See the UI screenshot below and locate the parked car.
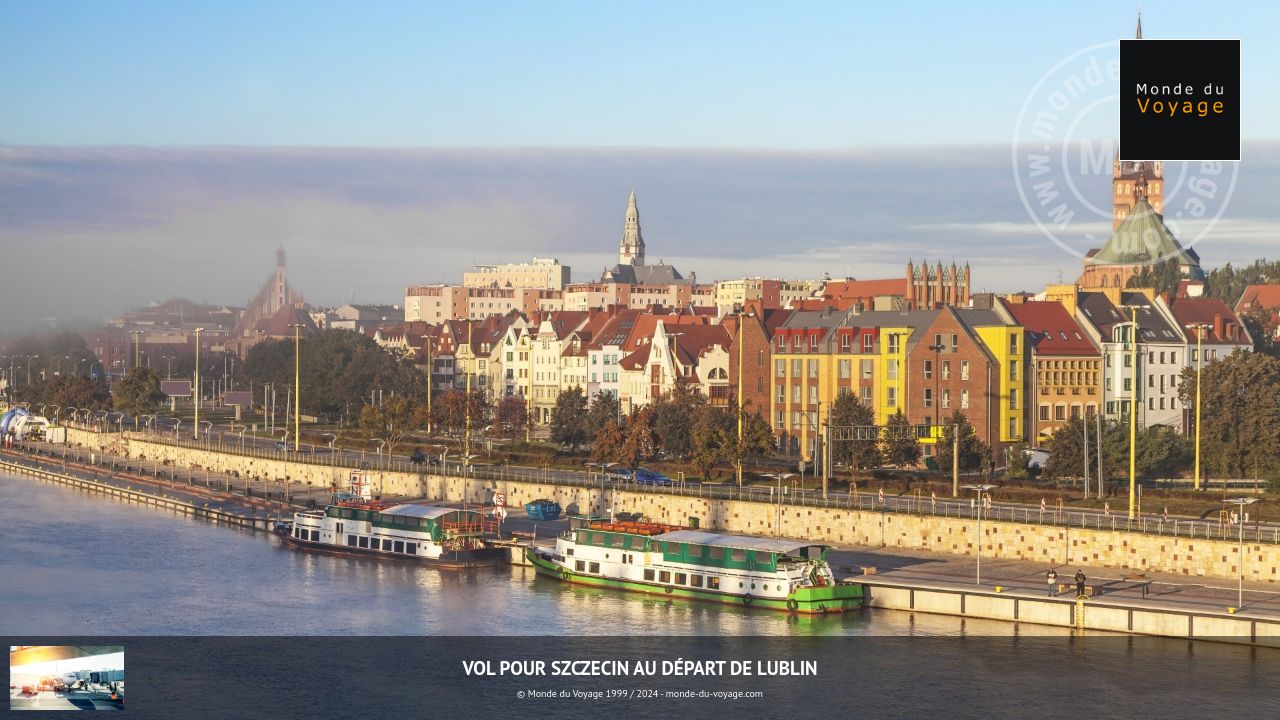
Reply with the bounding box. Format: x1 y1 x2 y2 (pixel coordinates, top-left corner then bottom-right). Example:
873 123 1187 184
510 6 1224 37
631 467 674 486
409 450 428 465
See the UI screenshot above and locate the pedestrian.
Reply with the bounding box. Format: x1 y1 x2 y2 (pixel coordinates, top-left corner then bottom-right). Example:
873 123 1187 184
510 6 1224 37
1075 569 1086 598
1046 568 1058 596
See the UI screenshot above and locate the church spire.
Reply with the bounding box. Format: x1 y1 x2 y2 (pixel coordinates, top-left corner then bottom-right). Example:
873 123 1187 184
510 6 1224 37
1136 9 1143 39
619 190 645 266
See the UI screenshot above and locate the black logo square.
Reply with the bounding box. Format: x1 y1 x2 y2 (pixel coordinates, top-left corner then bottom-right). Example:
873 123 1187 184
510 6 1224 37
1120 39 1240 161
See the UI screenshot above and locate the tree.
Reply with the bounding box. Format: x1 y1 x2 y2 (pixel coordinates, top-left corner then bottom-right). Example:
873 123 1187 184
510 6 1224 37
1239 308 1279 357
359 395 417 457
690 405 732 480
881 409 921 467
828 392 881 474
549 386 589 452
936 411 990 474
650 384 704 458
432 390 488 438
723 406 775 484
493 395 529 442
113 367 165 421
1178 349 1280 479
1126 258 1182 296
50 376 111 413
615 405 658 470
591 420 625 466
584 391 621 443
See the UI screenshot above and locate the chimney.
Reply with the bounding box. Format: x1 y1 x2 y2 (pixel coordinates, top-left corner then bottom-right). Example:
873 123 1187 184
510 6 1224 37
1213 313 1224 340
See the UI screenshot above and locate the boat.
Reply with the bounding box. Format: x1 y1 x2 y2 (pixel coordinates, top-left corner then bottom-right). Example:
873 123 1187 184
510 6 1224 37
524 499 562 521
527 522 863 614
276 499 510 569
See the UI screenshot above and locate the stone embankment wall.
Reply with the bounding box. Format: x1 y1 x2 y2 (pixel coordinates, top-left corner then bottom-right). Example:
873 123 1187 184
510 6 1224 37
63 429 1279 585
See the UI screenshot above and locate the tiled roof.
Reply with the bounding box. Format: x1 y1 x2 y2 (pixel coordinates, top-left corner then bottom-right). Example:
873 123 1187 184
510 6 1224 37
1166 297 1249 345
1238 284 1280 311
1006 301 1098 356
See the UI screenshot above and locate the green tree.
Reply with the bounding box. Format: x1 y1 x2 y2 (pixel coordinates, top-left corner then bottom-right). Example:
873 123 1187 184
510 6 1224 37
828 392 881 474
549 386 590 452
650 384 704 458
1126 259 1182 296
359 395 417 456
881 409 921 467
112 367 166 422
1178 349 1280 479
689 405 732 480
49 376 111 413
723 406 775 484
936 411 990 473
493 395 529 442
584 391 621 443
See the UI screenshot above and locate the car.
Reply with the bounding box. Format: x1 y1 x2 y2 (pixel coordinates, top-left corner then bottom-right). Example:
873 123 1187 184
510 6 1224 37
409 450 428 465
274 440 288 451
631 467 673 486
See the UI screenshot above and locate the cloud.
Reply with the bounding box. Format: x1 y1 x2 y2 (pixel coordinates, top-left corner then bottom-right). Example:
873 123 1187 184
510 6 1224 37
1 144 1278 333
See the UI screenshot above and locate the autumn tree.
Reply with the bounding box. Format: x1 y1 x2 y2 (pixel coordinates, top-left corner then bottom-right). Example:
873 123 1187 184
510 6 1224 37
493 395 529 442
583 391 621 443
650 384 705 458
359 395 417 456
689 405 732 481
935 411 990 473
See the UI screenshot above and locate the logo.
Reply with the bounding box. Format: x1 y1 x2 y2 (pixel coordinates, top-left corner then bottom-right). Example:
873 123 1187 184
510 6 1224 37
1012 41 1238 263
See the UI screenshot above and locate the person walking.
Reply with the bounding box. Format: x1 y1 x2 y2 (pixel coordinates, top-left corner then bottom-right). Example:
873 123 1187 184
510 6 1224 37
1075 569 1087 598
1046 568 1058 596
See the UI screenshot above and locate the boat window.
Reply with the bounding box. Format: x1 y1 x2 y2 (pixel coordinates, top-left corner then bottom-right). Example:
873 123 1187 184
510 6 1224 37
690 574 703 588
589 562 600 574
346 535 356 547
659 571 671 583
406 543 417 554
675 573 687 585
394 541 404 553
311 530 320 542
383 539 393 551
593 532 605 545
611 535 625 548
359 536 369 548
566 548 574 556
730 549 747 562
753 551 772 566
708 576 720 590
644 569 655 581
709 547 724 560
576 560 586 572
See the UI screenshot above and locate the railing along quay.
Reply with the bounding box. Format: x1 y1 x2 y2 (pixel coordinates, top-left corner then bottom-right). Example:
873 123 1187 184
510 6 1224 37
48 429 1280 547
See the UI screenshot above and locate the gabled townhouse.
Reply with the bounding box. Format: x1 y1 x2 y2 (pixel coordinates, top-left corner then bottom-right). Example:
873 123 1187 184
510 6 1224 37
1004 300 1102 444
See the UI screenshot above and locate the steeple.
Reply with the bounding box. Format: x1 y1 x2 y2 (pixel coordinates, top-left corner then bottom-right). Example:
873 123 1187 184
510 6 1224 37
619 190 645 266
1135 9 1142 39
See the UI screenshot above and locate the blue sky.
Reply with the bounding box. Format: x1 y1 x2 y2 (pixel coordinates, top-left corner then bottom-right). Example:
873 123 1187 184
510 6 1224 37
3 1 1275 147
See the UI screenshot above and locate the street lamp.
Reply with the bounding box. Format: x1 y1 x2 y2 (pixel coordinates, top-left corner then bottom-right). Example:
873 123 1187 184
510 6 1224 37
1185 322 1211 492
193 328 205 439
1225 497 1258 610
130 330 143 369
289 323 304 452
763 472 796 537
961 483 997 585
25 355 39 385
424 335 434 436
161 355 175 379
1120 303 1148 520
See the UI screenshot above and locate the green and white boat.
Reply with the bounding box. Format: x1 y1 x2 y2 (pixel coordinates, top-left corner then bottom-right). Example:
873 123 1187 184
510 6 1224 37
527 522 863 614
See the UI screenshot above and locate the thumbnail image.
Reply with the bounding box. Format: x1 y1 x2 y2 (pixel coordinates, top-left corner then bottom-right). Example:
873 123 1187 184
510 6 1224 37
9 646 124 711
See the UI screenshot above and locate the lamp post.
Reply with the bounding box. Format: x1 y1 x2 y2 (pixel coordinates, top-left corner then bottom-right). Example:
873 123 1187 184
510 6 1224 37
424 335 434 435
464 321 474 463
193 328 205 439
1225 497 1258 609
161 355 174 379
25 355 39 385
763 473 796 537
1185 322 1210 492
736 312 745 488
1120 304 1148 520
130 331 143 370
289 323 303 452
961 483 996 584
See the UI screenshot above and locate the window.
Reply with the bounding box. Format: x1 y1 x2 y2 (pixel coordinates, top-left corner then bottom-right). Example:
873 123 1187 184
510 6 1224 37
923 388 933 407
1070 404 1080 419
589 562 600 574
961 361 970 380
951 334 959 352
861 386 873 403
730 549 747 562
659 570 671 583
776 411 785 429
1010 388 1018 409
675 573 687 585
394 540 404 553
1009 360 1018 381
808 359 818 378
346 535 357 547
643 568 655 581
775 359 786 377
1010 335 1019 354
808 385 818 404
691 574 704 588
758 349 764 367
924 360 933 379
861 359 873 380
888 335 901 353
1039 404 1050 421
792 359 802 376
841 334 851 350
863 335 874 352
942 389 951 408
359 536 369 548
383 539 393 551
776 385 785 403
888 359 899 380
708 577 720 590
960 389 969 409
792 385 801 403
838 359 851 379
1009 417 1019 438
942 361 951 380
887 387 897 408
935 333 943 349
709 547 723 560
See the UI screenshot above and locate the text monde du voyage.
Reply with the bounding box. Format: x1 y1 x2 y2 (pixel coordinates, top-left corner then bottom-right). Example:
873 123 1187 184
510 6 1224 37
1134 82 1228 118
461 659 818 677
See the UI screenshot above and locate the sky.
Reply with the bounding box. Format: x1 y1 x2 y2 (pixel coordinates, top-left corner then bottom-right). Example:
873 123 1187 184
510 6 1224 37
1 1 1277 331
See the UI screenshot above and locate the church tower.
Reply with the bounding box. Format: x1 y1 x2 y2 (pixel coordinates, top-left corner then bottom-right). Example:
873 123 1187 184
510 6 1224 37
1111 11 1163 229
619 191 646 266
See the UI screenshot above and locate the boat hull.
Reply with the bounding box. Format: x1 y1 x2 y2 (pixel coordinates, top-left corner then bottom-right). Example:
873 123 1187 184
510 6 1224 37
279 532 510 569
527 549 862 614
